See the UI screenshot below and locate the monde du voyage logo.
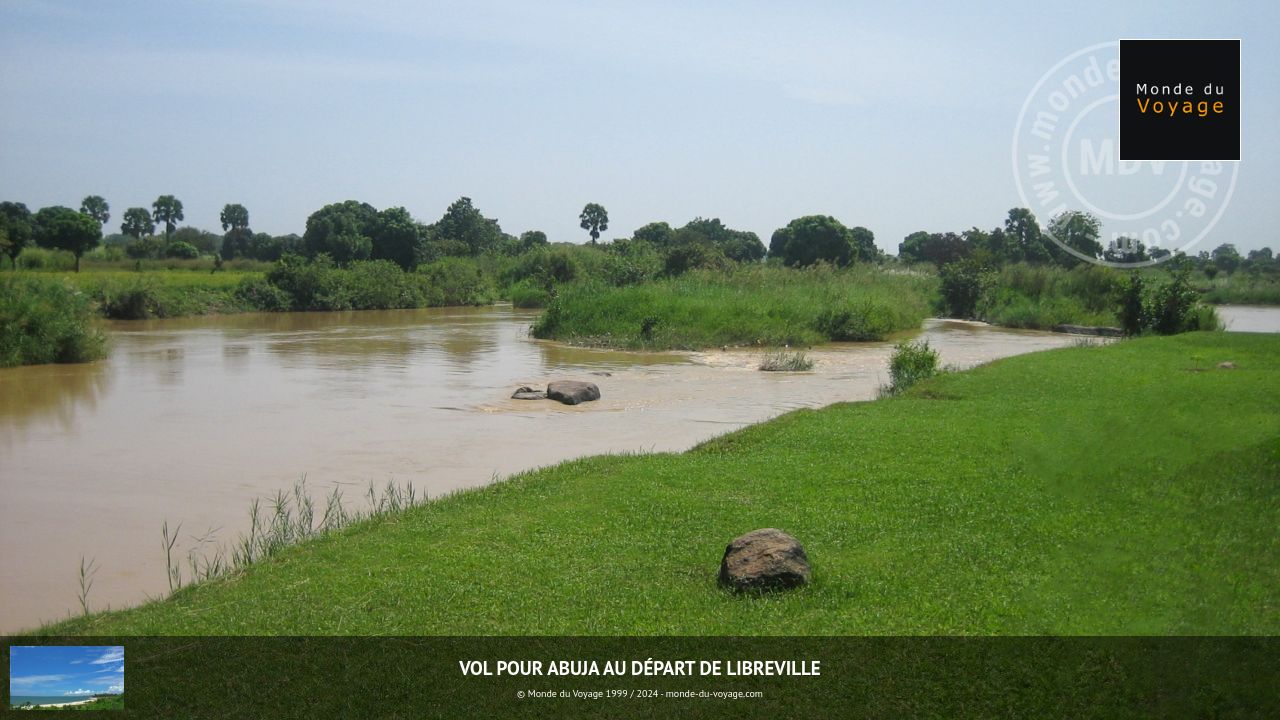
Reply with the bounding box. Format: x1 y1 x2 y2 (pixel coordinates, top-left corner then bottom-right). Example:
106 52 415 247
1120 39 1241 162
1013 39 1241 267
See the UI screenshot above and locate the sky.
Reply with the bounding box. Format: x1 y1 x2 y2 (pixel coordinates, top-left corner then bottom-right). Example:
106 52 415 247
8 646 124 697
1 0 1277 253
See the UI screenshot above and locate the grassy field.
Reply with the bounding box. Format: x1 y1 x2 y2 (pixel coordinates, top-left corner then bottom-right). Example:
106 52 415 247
533 264 937 349
35 331 1278 636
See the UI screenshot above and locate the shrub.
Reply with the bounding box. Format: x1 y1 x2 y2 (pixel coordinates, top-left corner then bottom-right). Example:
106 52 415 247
1119 272 1146 336
886 340 940 395
266 254 351 311
419 257 495 306
0 275 107 366
16 246 76 271
507 246 581 288
814 301 897 341
125 237 166 260
509 278 551 308
235 276 292 312
1147 264 1204 335
345 260 426 310
94 276 163 319
165 240 200 259
939 260 991 319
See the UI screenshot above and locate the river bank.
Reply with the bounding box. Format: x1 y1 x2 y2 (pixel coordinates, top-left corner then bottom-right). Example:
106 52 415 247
29 331 1279 636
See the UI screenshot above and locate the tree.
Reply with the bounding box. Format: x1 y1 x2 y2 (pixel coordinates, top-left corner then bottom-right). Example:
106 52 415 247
1246 247 1273 264
121 208 155 240
1103 236 1148 263
898 231 931 264
370 206 424 270
720 229 766 262
1002 208 1050 264
849 226 878 263
663 227 729 276
770 215 859 267
431 197 504 256
1211 243 1242 275
80 196 110 227
34 205 101 272
303 200 377 264
152 195 184 240
579 203 609 245
681 217 765 262
220 204 252 260
0 201 33 269
939 259 992 319
518 230 548 253
172 226 222 255
632 221 675 248
898 230 970 267
1046 211 1102 266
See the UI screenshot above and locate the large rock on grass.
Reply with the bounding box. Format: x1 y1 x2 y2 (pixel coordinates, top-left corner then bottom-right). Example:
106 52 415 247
546 380 601 405
718 528 810 592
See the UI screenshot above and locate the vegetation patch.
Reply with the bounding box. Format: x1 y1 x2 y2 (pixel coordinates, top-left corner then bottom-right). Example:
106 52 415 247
758 349 814 372
883 340 941 396
533 264 936 350
0 275 106 367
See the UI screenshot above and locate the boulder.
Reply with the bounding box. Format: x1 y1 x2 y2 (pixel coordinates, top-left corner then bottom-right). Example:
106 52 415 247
546 380 600 405
718 528 810 592
511 386 547 400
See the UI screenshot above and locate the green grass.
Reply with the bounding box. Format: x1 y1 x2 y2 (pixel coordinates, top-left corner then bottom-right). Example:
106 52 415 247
34 332 1279 636
533 264 937 349
61 270 260 318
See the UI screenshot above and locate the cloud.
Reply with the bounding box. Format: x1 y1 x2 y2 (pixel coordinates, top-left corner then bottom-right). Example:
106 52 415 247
64 689 93 696
10 674 69 687
89 647 124 665
108 683 123 694
68 660 83 665
94 664 123 673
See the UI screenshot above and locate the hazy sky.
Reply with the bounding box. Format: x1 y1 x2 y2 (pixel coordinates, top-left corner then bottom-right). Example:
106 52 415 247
2 0 1276 252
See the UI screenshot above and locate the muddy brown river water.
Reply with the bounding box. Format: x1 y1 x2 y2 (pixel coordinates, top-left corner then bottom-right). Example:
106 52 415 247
11 304 1264 632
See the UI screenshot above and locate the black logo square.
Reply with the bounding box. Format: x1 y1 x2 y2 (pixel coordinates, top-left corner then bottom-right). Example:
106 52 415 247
1120 39 1240 161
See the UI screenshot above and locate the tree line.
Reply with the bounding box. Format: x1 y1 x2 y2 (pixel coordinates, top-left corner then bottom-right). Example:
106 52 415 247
3 193 1273 278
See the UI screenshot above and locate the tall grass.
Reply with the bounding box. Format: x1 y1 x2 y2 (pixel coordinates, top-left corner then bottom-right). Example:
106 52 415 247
1199 274 1280 305
533 263 936 349
759 349 814 371
0 275 107 366
162 478 426 594
977 263 1122 329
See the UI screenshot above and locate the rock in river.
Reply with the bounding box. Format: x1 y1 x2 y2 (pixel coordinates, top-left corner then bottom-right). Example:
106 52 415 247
546 380 601 405
511 386 547 400
718 528 811 592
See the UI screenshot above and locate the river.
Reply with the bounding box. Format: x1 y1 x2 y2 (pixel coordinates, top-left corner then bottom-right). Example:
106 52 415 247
3 305 1270 633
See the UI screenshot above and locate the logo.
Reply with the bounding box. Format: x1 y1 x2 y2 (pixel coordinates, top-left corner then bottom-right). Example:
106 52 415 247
1012 41 1238 268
